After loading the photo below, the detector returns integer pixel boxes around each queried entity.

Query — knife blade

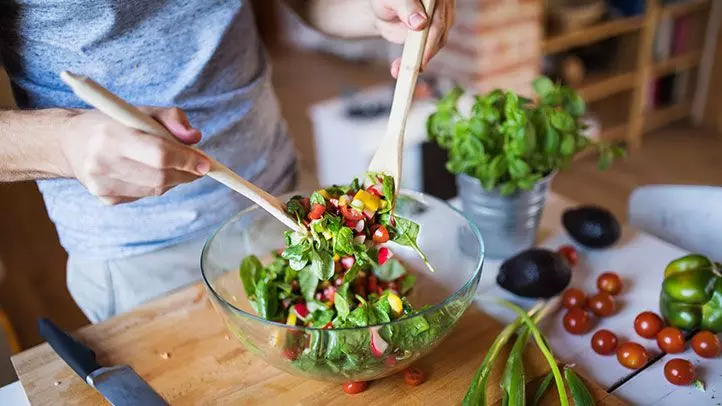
[38,318,169,406]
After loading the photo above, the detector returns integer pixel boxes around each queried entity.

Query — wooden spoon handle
[59,71,304,233]
[369,0,436,191]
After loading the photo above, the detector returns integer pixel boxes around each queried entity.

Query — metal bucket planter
[457,172,554,259]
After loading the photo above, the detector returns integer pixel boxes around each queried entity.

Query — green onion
[564,367,594,406]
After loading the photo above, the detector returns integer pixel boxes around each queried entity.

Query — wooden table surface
[10,192,717,405]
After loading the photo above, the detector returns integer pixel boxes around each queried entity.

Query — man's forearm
[284,0,379,39]
[0,108,73,182]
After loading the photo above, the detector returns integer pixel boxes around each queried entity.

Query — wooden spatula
[59,71,305,234]
[367,0,436,193]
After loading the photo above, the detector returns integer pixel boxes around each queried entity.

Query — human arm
[283,0,456,77]
[0,107,210,204]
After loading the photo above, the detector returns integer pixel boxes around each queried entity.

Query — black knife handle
[38,318,101,379]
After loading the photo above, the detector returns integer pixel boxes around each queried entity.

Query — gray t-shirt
[0,0,297,259]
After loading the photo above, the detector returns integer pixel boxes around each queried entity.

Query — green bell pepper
[659,254,722,333]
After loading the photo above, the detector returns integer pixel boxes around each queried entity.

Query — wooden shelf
[577,71,637,103]
[660,0,711,19]
[543,16,644,54]
[653,50,703,77]
[644,103,691,132]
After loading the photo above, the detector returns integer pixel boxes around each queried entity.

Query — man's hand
[370,0,455,78]
[60,107,210,205]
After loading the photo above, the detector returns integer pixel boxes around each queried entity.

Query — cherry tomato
[597,272,623,296]
[591,329,618,355]
[588,292,616,317]
[367,274,378,294]
[634,311,664,339]
[557,245,579,266]
[371,224,390,244]
[616,342,649,369]
[299,197,310,212]
[308,203,326,220]
[340,205,364,222]
[563,307,591,335]
[403,367,426,386]
[657,327,685,354]
[664,358,696,386]
[342,381,369,394]
[282,347,299,361]
[562,288,587,309]
[690,331,721,358]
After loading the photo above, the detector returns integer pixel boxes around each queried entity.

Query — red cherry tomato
[634,311,664,339]
[591,329,618,355]
[588,292,616,317]
[340,205,364,222]
[561,288,587,309]
[403,367,426,386]
[367,274,378,294]
[282,347,299,361]
[597,272,623,296]
[371,224,390,244]
[308,203,326,220]
[657,327,685,354]
[616,342,649,369]
[664,358,696,386]
[563,307,591,335]
[557,245,579,266]
[690,331,721,358]
[342,381,369,394]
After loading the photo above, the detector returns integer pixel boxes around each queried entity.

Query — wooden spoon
[59,71,305,234]
[367,0,436,193]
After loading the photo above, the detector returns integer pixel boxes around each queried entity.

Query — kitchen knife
[38,318,169,406]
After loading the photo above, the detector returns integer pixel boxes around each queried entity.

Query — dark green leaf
[400,274,417,295]
[310,191,325,206]
[531,373,555,406]
[333,227,354,256]
[382,174,395,206]
[499,182,517,196]
[597,148,613,170]
[374,258,407,281]
[299,267,319,301]
[334,289,350,319]
[560,133,576,156]
[310,308,335,328]
[564,367,595,406]
[342,264,361,284]
[508,159,531,179]
[532,76,555,98]
[239,255,262,298]
[255,278,278,319]
[309,250,334,281]
[550,111,575,132]
[391,216,420,248]
[285,195,308,219]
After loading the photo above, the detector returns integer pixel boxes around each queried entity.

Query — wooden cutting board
[11,282,625,405]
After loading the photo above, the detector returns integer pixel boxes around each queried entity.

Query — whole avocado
[497,248,572,298]
[562,205,621,248]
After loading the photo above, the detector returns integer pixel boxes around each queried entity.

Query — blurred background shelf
[542,0,720,151]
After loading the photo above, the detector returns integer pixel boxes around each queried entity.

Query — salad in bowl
[201,172,485,382]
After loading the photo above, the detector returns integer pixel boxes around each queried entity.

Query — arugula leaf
[299,267,319,301]
[310,191,326,206]
[239,255,262,297]
[333,227,354,256]
[374,258,407,281]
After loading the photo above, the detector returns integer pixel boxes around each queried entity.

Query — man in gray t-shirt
[0,0,454,322]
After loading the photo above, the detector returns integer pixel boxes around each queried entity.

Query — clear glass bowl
[201,190,485,382]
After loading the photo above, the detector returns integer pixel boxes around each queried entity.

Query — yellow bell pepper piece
[319,189,330,199]
[354,190,381,212]
[388,293,403,315]
[286,312,297,326]
[333,254,340,262]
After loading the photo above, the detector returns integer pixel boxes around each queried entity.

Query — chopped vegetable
[342,381,368,394]
[403,367,426,386]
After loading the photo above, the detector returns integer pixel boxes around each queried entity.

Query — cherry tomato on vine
[588,292,616,317]
[664,358,696,386]
[591,329,618,355]
[690,331,721,358]
[562,288,587,309]
[597,272,623,295]
[403,367,426,386]
[563,307,591,335]
[616,342,649,370]
[342,381,369,394]
[657,327,685,354]
[558,245,579,266]
[634,311,664,339]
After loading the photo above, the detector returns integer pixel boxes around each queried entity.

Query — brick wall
[425,0,543,97]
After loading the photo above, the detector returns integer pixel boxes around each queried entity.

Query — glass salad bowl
[200,190,485,382]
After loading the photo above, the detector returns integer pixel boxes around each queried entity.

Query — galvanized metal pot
[457,172,554,259]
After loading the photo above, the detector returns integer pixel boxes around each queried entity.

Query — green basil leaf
[560,133,576,156]
[391,216,420,248]
[564,367,595,406]
[550,111,574,132]
[239,255,262,298]
[499,182,517,196]
[374,258,407,282]
[532,76,555,99]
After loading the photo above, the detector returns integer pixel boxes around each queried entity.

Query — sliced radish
[354,235,366,244]
[370,327,388,357]
[354,219,365,232]
[293,303,309,319]
[378,247,392,265]
[366,184,383,197]
[329,198,339,208]
[341,256,355,270]
[362,208,376,220]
